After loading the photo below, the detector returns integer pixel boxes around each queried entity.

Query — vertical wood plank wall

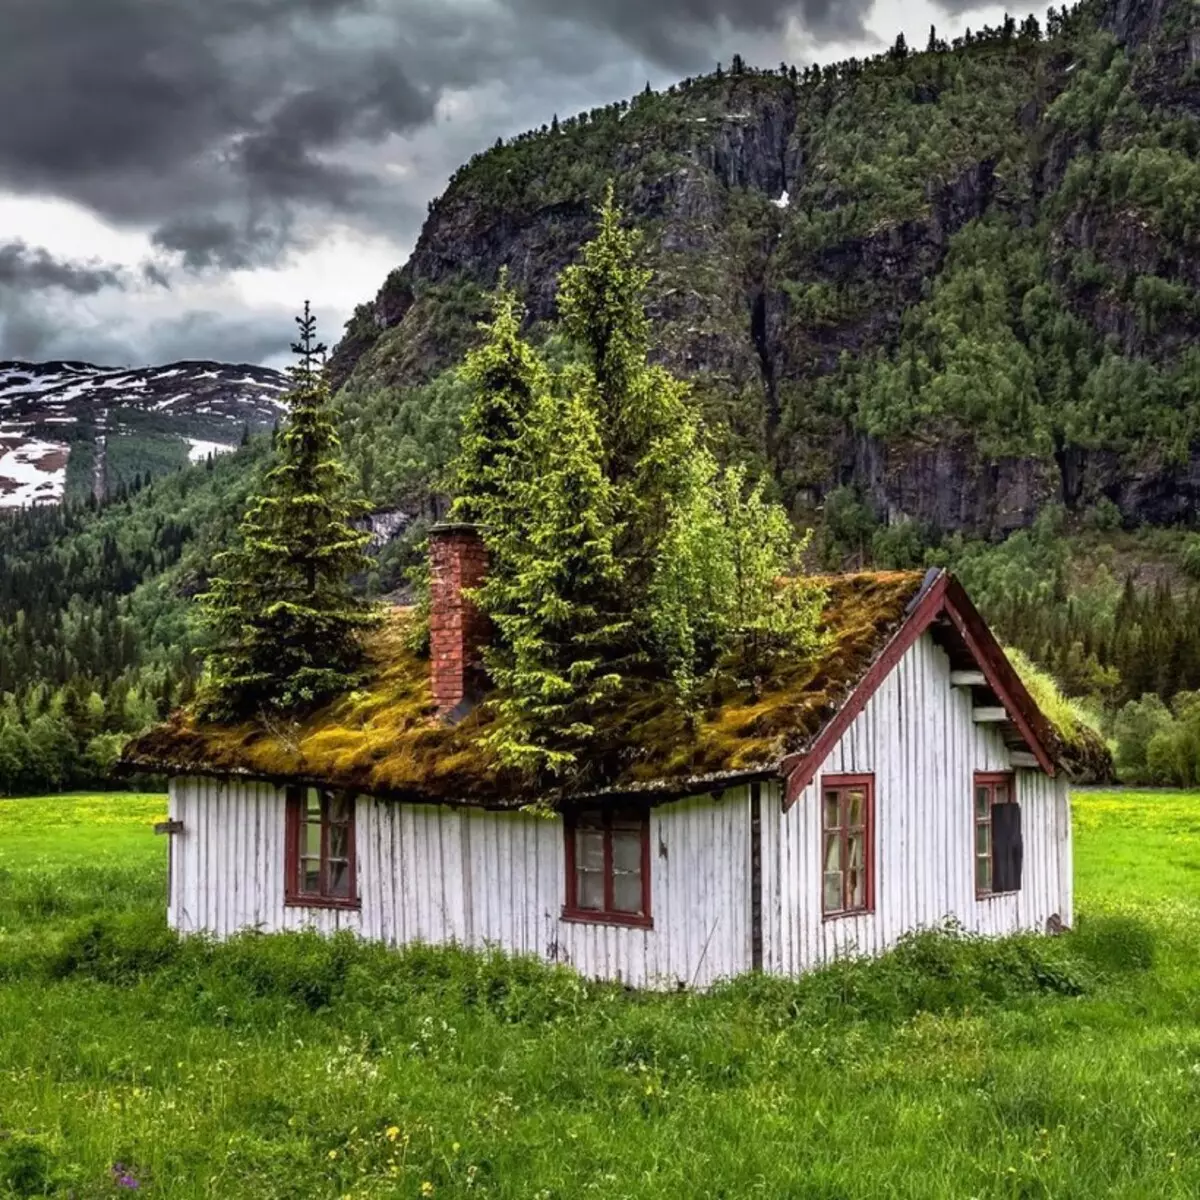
[762,630,1073,975]
[167,628,1073,989]
[168,781,752,990]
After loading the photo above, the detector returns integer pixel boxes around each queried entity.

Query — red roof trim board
[783,571,1056,811]
[940,575,1057,778]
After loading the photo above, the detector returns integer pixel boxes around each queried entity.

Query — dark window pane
[975,786,990,818]
[823,832,841,873]
[577,870,604,910]
[976,823,990,855]
[577,809,603,833]
[306,788,323,820]
[329,823,350,860]
[329,859,351,899]
[846,832,866,909]
[303,859,320,893]
[329,792,354,823]
[846,789,865,828]
[305,822,322,858]
[613,873,643,914]
[976,855,991,892]
[824,791,840,830]
[995,783,1010,807]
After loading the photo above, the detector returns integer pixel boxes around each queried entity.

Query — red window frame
[820,774,875,918]
[562,807,652,929]
[284,786,359,910]
[974,771,1016,898]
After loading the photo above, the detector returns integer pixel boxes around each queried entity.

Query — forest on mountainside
[3,0,1200,793]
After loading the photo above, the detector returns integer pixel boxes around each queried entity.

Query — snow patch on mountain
[0,358,290,508]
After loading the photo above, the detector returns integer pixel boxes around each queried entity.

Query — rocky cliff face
[332,0,1200,541]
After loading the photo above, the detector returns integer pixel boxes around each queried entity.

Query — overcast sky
[0,0,1035,368]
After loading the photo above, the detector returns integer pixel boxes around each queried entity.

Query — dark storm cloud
[0,0,892,361]
[151,215,300,272]
[0,0,869,259]
[0,242,126,294]
[509,0,875,67]
[0,0,435,269]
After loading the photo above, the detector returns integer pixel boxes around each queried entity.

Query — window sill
[975,890,1019,901]
[561,908,653,930]
[822,907,874,922]
[285,896,362,912]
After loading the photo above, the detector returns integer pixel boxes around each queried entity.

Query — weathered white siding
[168,629,1072,989]
[168,780,752,989]
[763,630,1073,975]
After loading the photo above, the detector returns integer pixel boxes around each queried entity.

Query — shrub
[47,911,180,984]
[1113,693,1175,782]
[0,1134,58,1198]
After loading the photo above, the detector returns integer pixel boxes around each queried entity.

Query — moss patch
[123,572,928,804]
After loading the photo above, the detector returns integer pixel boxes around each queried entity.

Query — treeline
[0,439,271,795]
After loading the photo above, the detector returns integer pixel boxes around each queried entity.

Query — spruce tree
[453,192,824,777]
[556,183,693,596]
[478,376,627,775]
[451,270,547,529]
[198,304,376,719]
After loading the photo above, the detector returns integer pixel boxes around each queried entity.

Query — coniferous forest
[4,0,1200,791]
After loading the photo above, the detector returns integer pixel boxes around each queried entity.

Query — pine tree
[198,304,377,719]
[451,270,547,529]
[477,378,627,776]
[556,183,693,596]
[453,190,823,776]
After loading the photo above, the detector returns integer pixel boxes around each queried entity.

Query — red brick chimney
[428,523,489,722]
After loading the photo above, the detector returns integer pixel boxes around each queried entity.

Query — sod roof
[122,569,1112,805]
[123,571,938,804]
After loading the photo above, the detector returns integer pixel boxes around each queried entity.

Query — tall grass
[0,790,1197,1199]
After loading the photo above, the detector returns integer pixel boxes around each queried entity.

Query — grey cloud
[0,0,918,362]
[139,305,341,367]
[505,0,875,68]
[151,214,302,272]
[0,242,126,294]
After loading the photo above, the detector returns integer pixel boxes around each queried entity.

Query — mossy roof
[122,571,934,806]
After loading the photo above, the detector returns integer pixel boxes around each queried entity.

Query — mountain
[0,360,288,508]
[5,0,1200,797]
[331,0,1200,539]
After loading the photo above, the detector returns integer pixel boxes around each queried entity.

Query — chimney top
[428,523,489,723]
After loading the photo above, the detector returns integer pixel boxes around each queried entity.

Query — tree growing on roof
[452,188,825,777]
[198,304,378,719]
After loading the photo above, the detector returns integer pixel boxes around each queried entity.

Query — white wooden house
[125,526,1109,990]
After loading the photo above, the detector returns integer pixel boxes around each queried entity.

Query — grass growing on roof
[124,571,928,800]
[0,789,1198,1197]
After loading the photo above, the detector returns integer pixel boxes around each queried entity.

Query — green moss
[124,572,928,803]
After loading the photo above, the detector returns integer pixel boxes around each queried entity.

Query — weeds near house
[0,790,1197,1197]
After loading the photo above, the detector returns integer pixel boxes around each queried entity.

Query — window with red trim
[285,787,358,908]
[563,808,651,927]
[821,775,874,917]
[974,773,1022,896]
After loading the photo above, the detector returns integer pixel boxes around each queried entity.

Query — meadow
[0,790,1196,1199]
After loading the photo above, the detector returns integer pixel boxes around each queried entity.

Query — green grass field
[0,790,1197,1199]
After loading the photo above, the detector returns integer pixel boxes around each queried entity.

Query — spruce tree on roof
[198,303,377,720]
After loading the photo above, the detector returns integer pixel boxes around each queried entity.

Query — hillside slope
[0,360,287,507]
[331,0,1200,537]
